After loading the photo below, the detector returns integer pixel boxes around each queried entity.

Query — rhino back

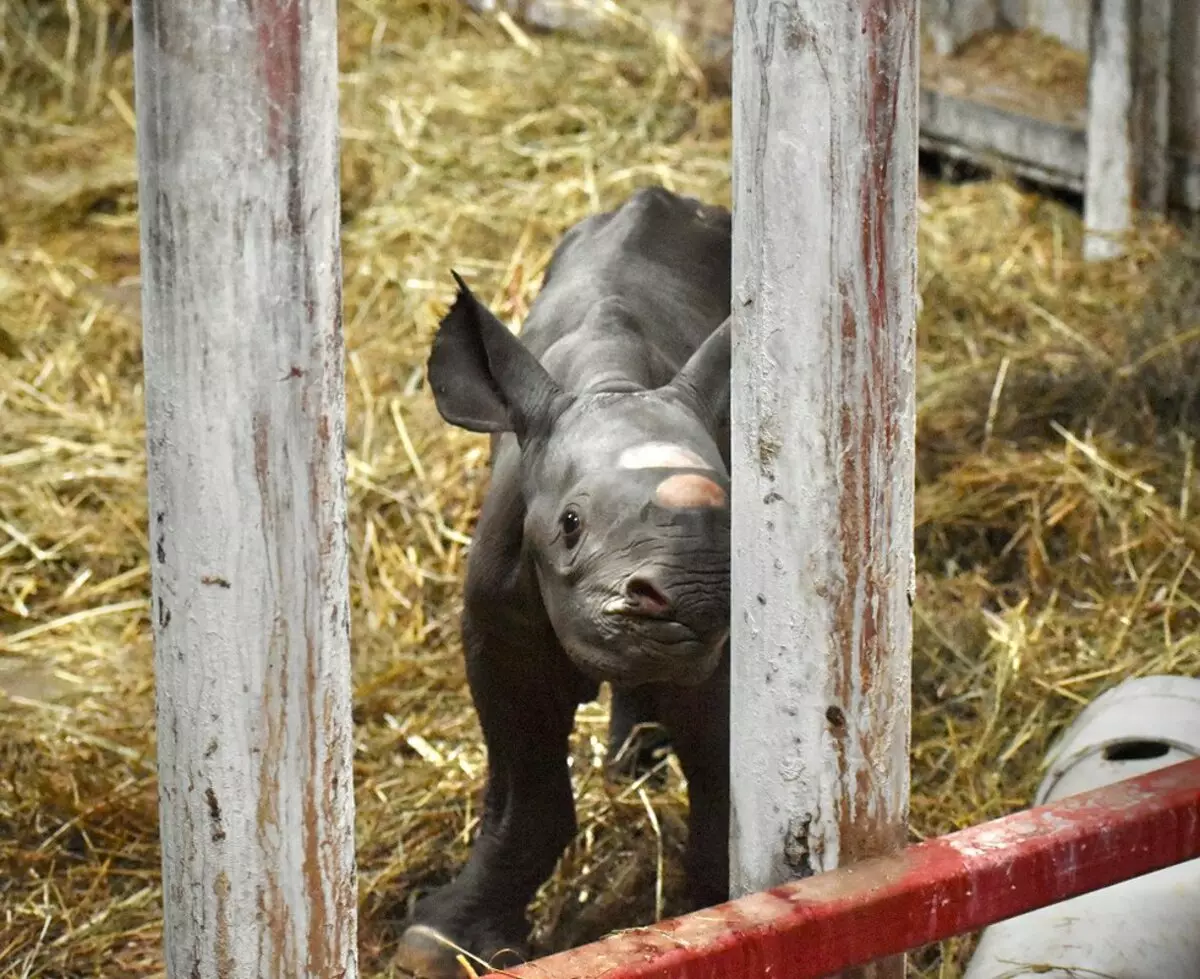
[472,186,731,589]
[519,186,731,387]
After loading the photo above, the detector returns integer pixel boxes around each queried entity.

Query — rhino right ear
[667,314,731,429]
[427,271,569,441]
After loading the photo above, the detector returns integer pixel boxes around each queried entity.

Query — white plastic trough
[962,673,1200,979]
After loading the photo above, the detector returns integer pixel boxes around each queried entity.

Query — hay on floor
[2,0,1199,976]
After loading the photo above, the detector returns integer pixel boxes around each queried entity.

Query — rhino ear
[667,315,731,427]
[427,271,568,441]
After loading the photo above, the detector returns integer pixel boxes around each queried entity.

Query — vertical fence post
[1131,1,1174,215]
[729,1,918,977]
[132,1,359,977]
[1084,0,1174,261]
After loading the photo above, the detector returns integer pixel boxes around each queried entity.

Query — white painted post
[729,1,918,977]
[132,1,359,977]
[1131,0,1173,214]
[1084,0,1173,261]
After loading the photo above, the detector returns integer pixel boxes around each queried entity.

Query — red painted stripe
[496,757,1200,979]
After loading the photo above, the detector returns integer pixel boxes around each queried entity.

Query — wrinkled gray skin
[396,186,732,978]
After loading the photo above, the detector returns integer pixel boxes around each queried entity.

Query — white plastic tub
[962,674,1200,979]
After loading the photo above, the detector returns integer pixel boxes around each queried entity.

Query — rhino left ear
[427,271,569,442]
[667,315,731,427]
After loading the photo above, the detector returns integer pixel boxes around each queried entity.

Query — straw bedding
[2,2,1198,975]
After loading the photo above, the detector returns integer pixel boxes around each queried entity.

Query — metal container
[962,674,1200,979]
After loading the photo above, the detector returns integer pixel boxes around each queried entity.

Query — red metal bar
[499,757,1200,979]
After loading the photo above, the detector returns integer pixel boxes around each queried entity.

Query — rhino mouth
[601,595,676,620]
[571,602,729,687]
[602,594,726,643]
[566,632,726,688]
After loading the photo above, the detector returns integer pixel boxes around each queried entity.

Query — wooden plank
[918,84,1200,211]
[131,1,360,976]
[493,758,1200,979]
[729,1,917,977]
[919,85,1087,190]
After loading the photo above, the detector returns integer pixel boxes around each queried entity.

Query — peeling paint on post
[729,1,918,977]
[132,1,359,977]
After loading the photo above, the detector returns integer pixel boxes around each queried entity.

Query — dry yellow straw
[2,2,1198,976]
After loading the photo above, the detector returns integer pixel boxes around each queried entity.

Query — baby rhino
[397,185,733,978]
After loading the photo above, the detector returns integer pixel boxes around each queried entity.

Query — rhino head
[426,272,731,689]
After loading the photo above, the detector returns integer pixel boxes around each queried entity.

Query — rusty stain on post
[730,1,918,976]
[252,0,304,157]
[832,0,912,868]
[133,0,358,977]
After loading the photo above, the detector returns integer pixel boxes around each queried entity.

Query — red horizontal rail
[498,757,1200,979]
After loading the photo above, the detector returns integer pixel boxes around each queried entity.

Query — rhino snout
[603,570,673,618]
[601,562,727,636]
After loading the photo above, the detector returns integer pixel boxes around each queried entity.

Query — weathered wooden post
[132,1,359,976]
[729,2,918,978]
[1084,0,1173,260]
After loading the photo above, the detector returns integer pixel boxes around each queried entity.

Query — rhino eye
[560,507,582,549]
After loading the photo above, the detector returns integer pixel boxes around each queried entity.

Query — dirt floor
[3,1,1200,976]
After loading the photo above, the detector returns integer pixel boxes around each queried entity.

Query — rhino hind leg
[606,684,672,786]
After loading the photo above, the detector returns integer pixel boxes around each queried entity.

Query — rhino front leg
[396,610,585,979]
[655,646,730,910]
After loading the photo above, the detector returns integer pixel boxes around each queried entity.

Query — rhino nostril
[623,574,671,616]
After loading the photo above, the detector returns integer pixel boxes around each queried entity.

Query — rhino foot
[394,923,528,979]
